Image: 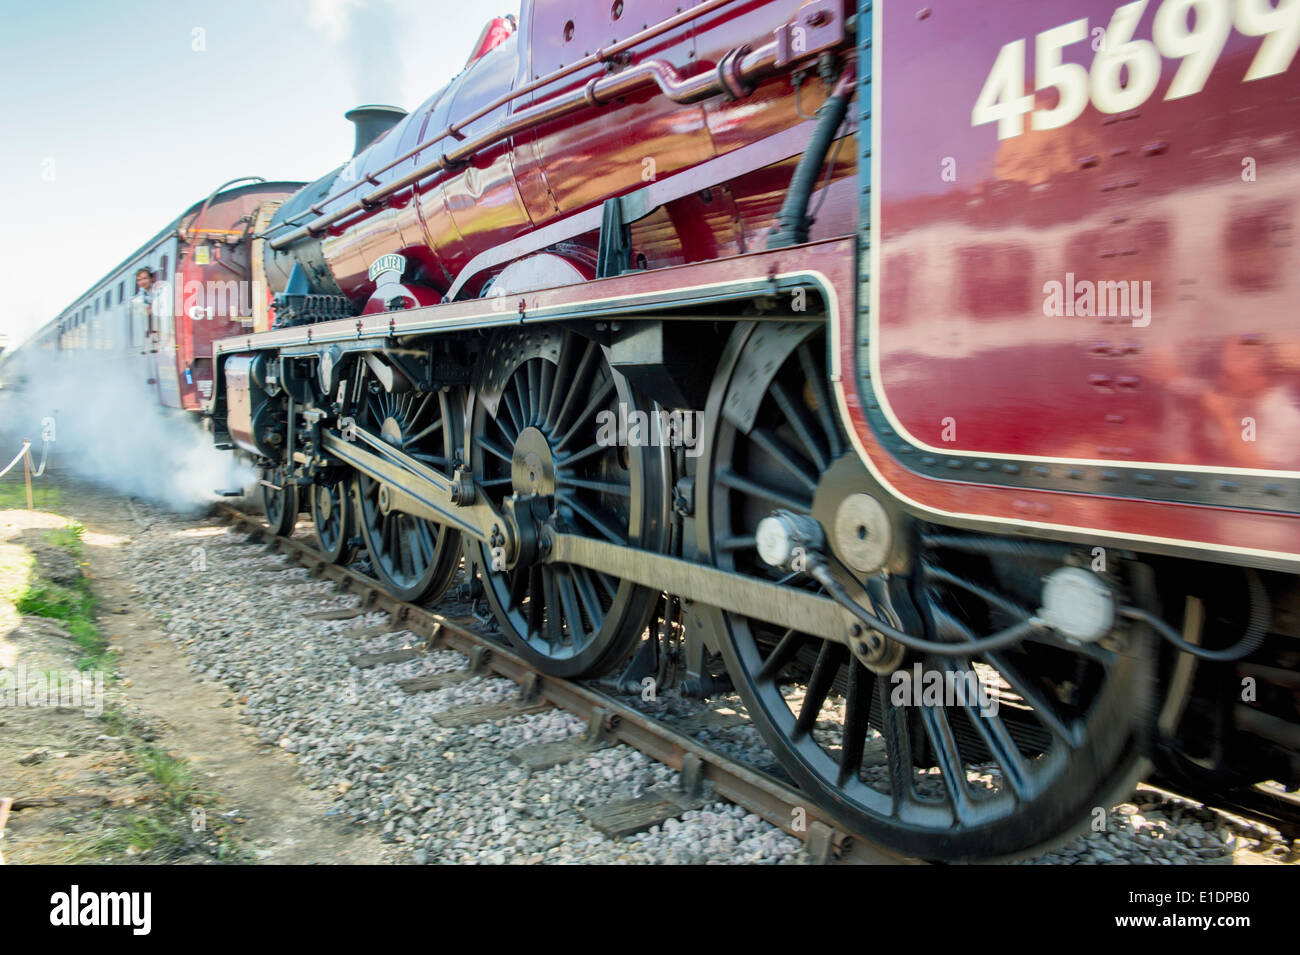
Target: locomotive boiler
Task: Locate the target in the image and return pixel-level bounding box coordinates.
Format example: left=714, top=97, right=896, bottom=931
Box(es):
left=207, top=0, right=1300, bottom=861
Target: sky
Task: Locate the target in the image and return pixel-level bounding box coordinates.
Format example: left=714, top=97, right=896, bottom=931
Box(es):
left=0, top=0, right=513, bottom=347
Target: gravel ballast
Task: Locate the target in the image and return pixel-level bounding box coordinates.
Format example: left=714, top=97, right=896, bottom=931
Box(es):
left=123, top=501, right=1297, bottom=865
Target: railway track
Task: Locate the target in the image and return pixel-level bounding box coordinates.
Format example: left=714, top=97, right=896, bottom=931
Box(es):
left=213, top=502, right=916, bottom=865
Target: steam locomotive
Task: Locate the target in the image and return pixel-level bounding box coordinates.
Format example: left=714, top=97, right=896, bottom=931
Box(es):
left=25, top=0, right=1300, bottom=861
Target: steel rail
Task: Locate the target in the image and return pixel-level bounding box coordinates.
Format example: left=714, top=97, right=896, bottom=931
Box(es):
left=215, top=502, right=914, bottom=864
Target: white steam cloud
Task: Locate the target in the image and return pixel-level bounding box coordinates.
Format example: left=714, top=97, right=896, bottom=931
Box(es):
left=0, top=350, right=252, bottom=512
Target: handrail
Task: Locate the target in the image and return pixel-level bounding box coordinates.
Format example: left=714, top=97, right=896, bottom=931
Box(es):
left=259, top=0, right=740, bottom=240
left=269, top=33, right=802, bottom=251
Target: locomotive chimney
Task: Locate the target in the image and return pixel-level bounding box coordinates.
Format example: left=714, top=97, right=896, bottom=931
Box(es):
left=344, top=105, right=408, bottom=157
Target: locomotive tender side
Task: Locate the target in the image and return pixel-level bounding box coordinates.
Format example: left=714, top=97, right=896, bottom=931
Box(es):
left=210, top=0, right=1300, bottom=861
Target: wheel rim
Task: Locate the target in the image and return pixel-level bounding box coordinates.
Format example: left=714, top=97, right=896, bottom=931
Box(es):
left=699, top=323, right=1148, bottom=861
left=470, top=327, right=669, bottom=677
left=261, top=465, right=296, bottom=537
left=352, top=383, right=462, bottom=602
left=311, top=474, right=355, bottom=564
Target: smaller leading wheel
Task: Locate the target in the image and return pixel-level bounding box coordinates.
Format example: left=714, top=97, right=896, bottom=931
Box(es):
left=311, top=472, right=357, bottom=564
left=261, top=464, right=297, bottom=537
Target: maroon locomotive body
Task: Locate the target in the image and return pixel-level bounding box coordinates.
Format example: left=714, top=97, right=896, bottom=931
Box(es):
left=191, top=0, right=1300, bottom=860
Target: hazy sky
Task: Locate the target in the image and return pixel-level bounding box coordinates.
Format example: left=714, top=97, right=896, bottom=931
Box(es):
left=0, top=0, right=511, bottom=346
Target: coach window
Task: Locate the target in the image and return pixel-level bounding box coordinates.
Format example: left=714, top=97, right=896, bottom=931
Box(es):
left=118, top=282, right=125, bottom=304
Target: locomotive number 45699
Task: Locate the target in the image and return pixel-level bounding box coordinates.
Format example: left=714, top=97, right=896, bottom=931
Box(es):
left=972, top=0, right=1299, bottom=140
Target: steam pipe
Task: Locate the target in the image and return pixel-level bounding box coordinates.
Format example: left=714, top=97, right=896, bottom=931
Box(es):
left=766, top=64, right=852, bottom=249
left=270, top=33, right=812, bottom=251
left=259, top=0, right=740, bottom=238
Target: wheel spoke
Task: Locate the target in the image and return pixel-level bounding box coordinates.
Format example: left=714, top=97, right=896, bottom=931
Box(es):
left=559, top=492, right=625, bottom=545
left=838, top=659, right=872, bottom=786
left=503, top=382, right=525, bottom=435
left=558, top=440, right=607, bottom=471
left=769, top=379, right=828, bottom=472
left=593, top=568, right=618, bottom=601
left=797, top=342, right=843, bottom=457
left=984, top=650, right=1084, bottom=748
left=414, top=519, right=435, bottom=564
left=558, top=571, right=586, bottom=648
left=923, top=562, right=1033, bottom=622
left=715, top=468, right=807, bottom=513
left=748, top=427, right=819, bottom=494
left=919, top=697, right=977, bottom=825
left=544, top=332, right=577, bottom=431
left=557, top=476, right=631, bottom=497
left=757, top=628, right=805, bottom=682
left=525, top=567, right=544, bottom=637
left=479, top=434, right=514, bottom=464
left=404, top=416, right=444, bottom=446
left=543, top=568, right=564, bottom=648
left=879, top=674, right=917, bottom=808
left=793, top=641, right=845, bottom=740
left=552, top=339, right=597, bottom=434
left=950, top=658, right=1034, bottom=802
left=554, top=377, right=614, bottom=453
left=538, top=359, right=556, bottom=427
left=526, top=359, right=541, bottom=425
left=491, top=407, right=519, bottom=444
left=573, top=568, right=606, bottom=630
left=404, top=393, right=434, bottom=441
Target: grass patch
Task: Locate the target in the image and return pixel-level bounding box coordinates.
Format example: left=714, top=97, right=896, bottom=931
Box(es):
left=45, top=521, right=85, bottom=555
left=79, top=720, right=245, bottom=862
left=136, top=744, right=201, bottom=811
left=15, top=579, right=93, bottom=621
left=0, top=480, right=61, bottom=510
left=101, top=705, right=134, bottom=738
left=7, top=513, right=246, bottom=864
left=81, top=815, right=184, bottom=859
left=14, top=524, right=108, bottom=670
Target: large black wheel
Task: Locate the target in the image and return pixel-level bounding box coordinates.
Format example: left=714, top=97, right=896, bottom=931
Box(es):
left=352, top=377, right=463, bottom=603
left=469, top=326, right=670, bottom=678
left=311, top=472, right=357, bottom=564
left=698, top=322, right=1150, bottom=861
left=261, top=464, right=297, bottom=537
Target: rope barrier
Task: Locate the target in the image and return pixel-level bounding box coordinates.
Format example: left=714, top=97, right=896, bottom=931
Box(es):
left=0, top=442, right=29, bottom=479
left=27, top=437, right=49, bottom=477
